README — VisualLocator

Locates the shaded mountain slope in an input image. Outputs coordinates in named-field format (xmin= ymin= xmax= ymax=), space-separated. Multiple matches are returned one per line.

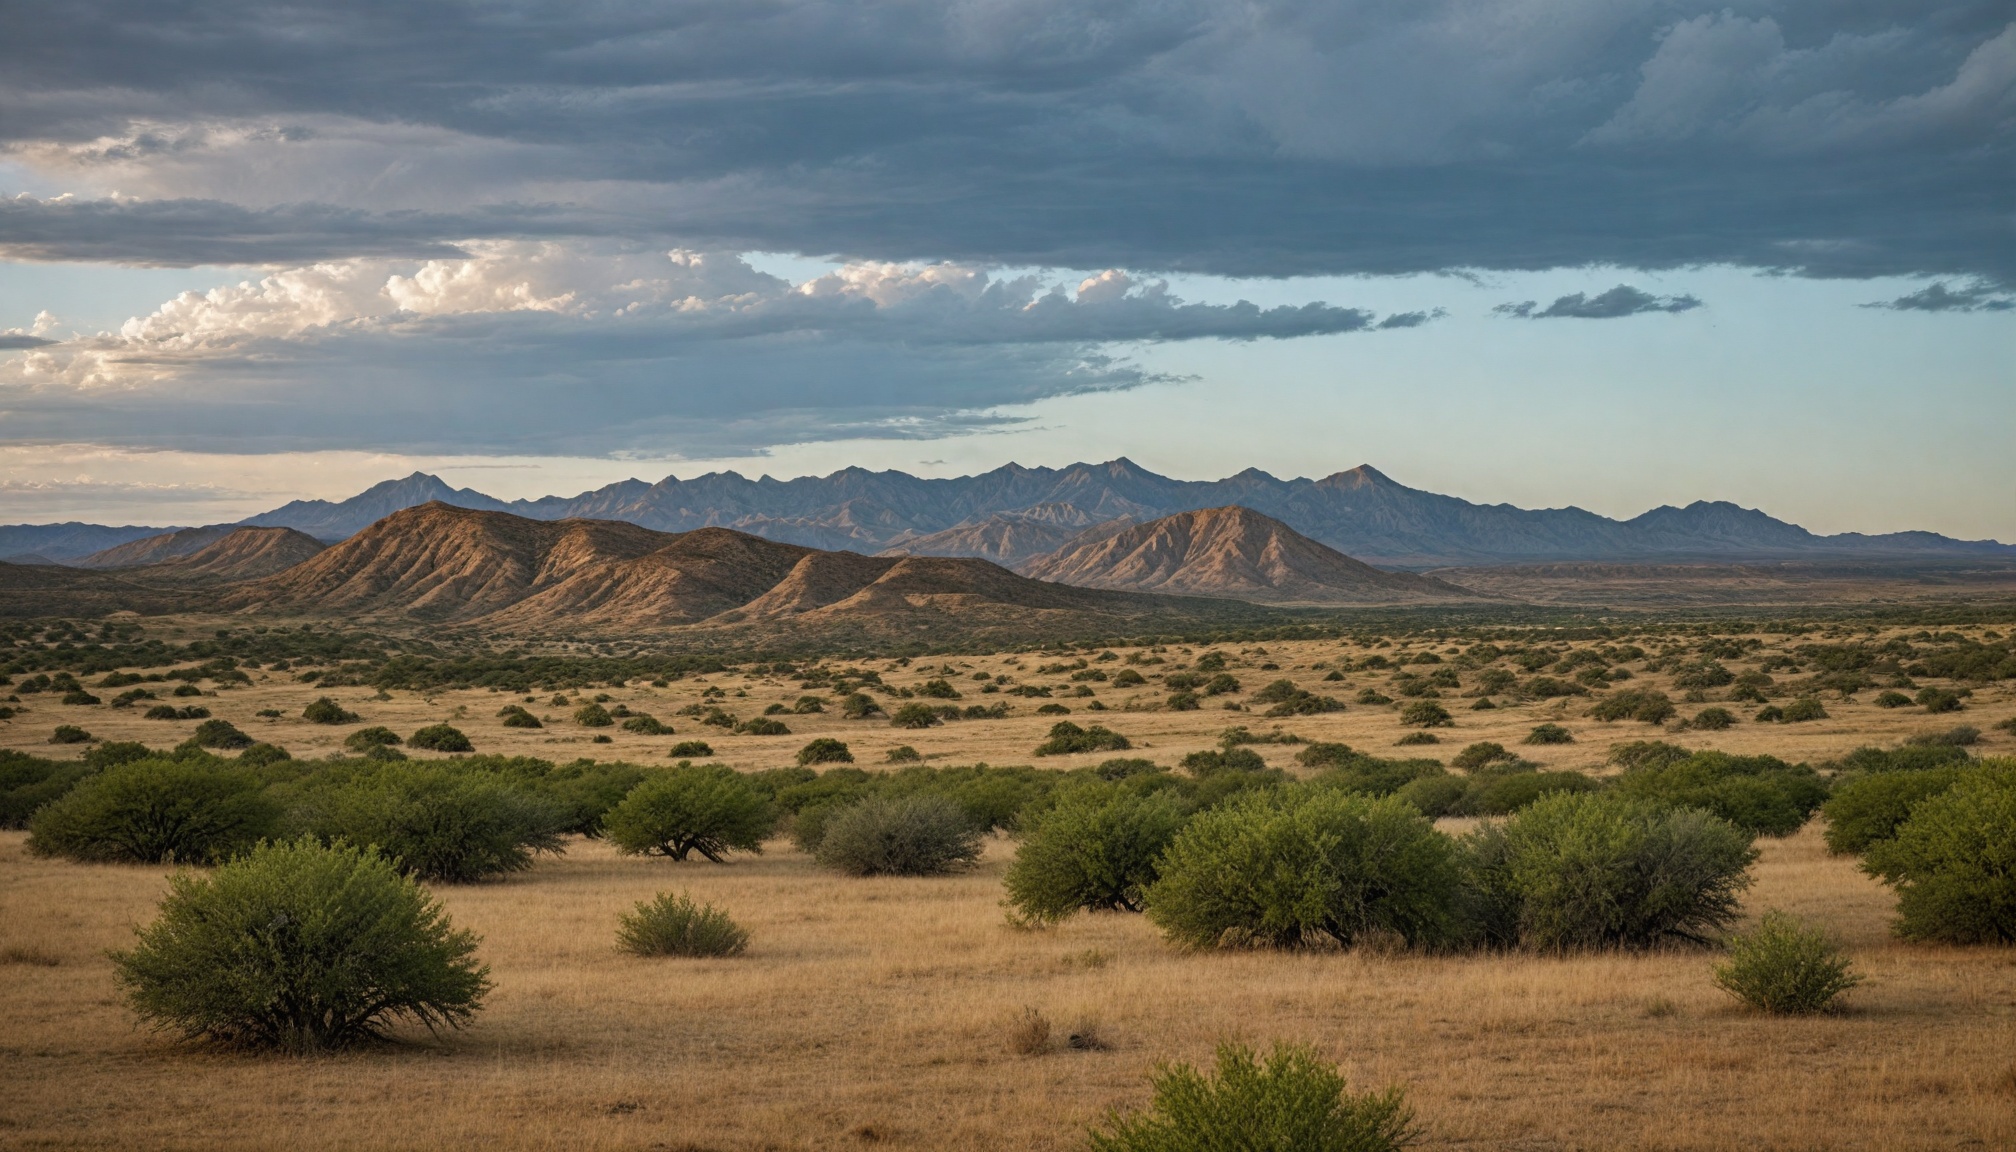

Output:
xmin=145 ymin=527 xmax=327 ymax=582
xmin=1018 ymin=507 xmax=1478 ymax=604
xmin=76 ymin=525 xmax=235 ymax=568
xmin=0 ymin=522 xmax=180 ymax=564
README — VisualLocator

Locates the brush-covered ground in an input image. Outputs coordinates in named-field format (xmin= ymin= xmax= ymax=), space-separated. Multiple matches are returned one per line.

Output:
xmin=2 ymin=622 xmax=2015 ymax=1149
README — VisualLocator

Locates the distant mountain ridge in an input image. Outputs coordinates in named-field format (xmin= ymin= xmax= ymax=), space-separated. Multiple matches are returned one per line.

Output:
xmin=1018 ymin=507 xmax=1479 ymax=604
xmin=7 ymin=460 xmax=2011 ymax=567
xmin=218 ymin=503 xmax=1280 ymax=639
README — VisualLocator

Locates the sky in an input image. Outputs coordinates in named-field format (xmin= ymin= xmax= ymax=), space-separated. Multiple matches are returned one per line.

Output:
xmin=0 ymin=0 xmax=2011 ymax=539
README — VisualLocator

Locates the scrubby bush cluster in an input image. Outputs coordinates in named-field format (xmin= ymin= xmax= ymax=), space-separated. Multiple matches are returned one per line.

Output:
xmin=1088 ymin=1042 xmax=1414 ymax=1152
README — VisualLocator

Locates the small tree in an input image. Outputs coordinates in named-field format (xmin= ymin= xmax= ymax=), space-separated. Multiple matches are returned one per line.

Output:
xmin=1862 ymin=763 xmax=2016 ymax=943
xmin=111 ymin=838 xmax=490 ymax=1052
xmin=303 ymin=697 xmax=359 ymax=725
xmin=1003 ymin=788 xmax=1189 ymax=923
xmin=796 ymin=738 xmax=854 ymax=766
xmin=1821 ymin=767 xmax=1965 ymax=855
xmin=1398 ymin=701 xmax=1452 ymax=728
xmin=29 ymin=758 xmax=278 ymax=864
xmin=1088 ymin=1042 xmax=1415 ymax=1152
xmin=603 ymin=765 xmax=775 ymax=862
xmin=289 ymin=765 xmax=568 ymax=883
xmin=616 ymin=891 xmax=749 ymax=957
xmin=1523 ymin=724 xmax=1574 ymax=745
xmin=1713 ymin=911 xmax=1862 ymax=1014
xmin=813 ymin=793 xmax=982 ymax=876
xmin=666 ymin=740 xmax=714 ymax=759
xmin=409 ymin=724 xmax=474 ymax=753
xmin=1490 ymin=792 xmax=1756 ymax=950
xmin=1144 ymin=787 xmax=1465 ymax=950
xmin=889 ymin=703 xmax=942 ymax=729
xmin=498 ymin=705 xmax=543 ymax=729
xmin=1034 ymin=721 xmax=1132 ymax=756
xmin=345 ymin=726 xmax=404 ymax=753
xmin=190 ymin=719 xmax=253 ymax=749
xmin=573 ymin=703 xmax=614 ymax=727
xmin=49 ymin=725 xmax=93 ymax=745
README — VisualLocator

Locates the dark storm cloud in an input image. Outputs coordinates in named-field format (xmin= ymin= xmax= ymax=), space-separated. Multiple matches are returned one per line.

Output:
xmin=0 ymin=1 xmax=2008 ymax=280
xmin=1495 ymin=286 xmax=1703 ymax=320
xmin=0 ymin=334 xmax=55 ymax=348
xmin=1860 ymin=282 xmax=2016 ymax=312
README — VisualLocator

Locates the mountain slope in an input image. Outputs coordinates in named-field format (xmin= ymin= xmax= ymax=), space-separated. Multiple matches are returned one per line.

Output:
xmin=147 ymin=527 xmax=327 ymax=581
xmin=879 ymin=503 xmax=1113 ymax=564
xmin=77 ymin=524 xmax=238 ymax=568
xmin=1018 ymin=507 xmax=1478 ymax=603
xmin=216 ymin=503 xmax=1272 ymax=639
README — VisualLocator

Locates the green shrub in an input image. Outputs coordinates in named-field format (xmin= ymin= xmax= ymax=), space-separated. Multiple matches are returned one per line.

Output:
xmin=146 ymin=704 xmax=208 ymax=721
xmin=1398 ymin=700 xmax=1452 ymax=728
xmin=1613 ymin=749 xmax=1828 ymax=837
xmin=302 ymin=697 xmax=359 ymax=725
xmin=345 ymin=726 xmax=404 ymax=752
xmin=190 ymin=719 xmax=252 ymax=750
xmin=0 ymin=751 xmax=94 ymax=829
xmin=917 ymin=678 xmax=962 ymax=699
xmin=1452 ymin=742 xmax=1514 ymax=772
xmin=1916 ymin=688 xmax=1964 ymax=714
xmin=1356 ymin=689 xmax=1392 ymax=706
xmin=1590 ymin=689 xmax=1675 ymax=725
xmin=1263 ymin=690 xmax=1344 ymax=717
xmin=1753 ymin=705 xmax=1785 ymax=722
xmin=840 ymin=693 xmax=883 ymax=719
xmin=61 ymin=689 xmax=101 ymax=705
xmin=1687 ymin=707 xmax=1736 ymax=731
xmin=1179 ymin=747 xmax=1267 ymax=776
xmin=1487 ymin=792 xmax=1756 ymax=950
xmin=1874 ymin=691 xmax=1912 ymax=708
xmin=1862 ymin=763 xmax=2016 ymax=943
xmin=498 ymin=705 xmax=543 ymax=729
xmin=1454 ymin=770 xmax=1600 ymax=817
xmin=1394 ymin=732 xmax=1438 ymax=746
xmin=407 ymin=726 xmax=473 ymax=754
xmin=111 ymin=838 xmax=489 ymax=1052
xmin=289 ymin=764 xmax=568 ymax=883
xmin=621 ymin=714 xmax=672 ymax=735
xmin=885 ymin=745 xmax=922 ymax=764
xmin=1087 ymin=1041 xmax=1414 ymax=1152
xmin=1003 ymin=788 xmax=1189 ymax=923
xmin=1524 ymin=724 xmax=1574 ymax=745
xmin=603 ymin=764 xmax=775 ymax=863
xmin=1712 ymin=911 xmax=1862 ymax=1014
xmin=573 ymin=703 xmax=614 ymax=727
xmin=1166 ymin=691 xmax=1201 ymax=711
xmin=737 ymin=716 xmax=791 ymax=736
xmin=1907 ymin=725 xmax=1979 ymax=748
xmin=1144 ymin=787 xmax=1464 ymax=950
xmin=615 ymin=891 xmax=749 ymax=957
xmin=890 ymin=703 xmax=942 ymax=729
xmin=1035 ymin=721 xmax=1131 ymax=756
xmin=238 ymin=743 xmax=292 ymax=769
xmin=667 ymin=740 xmax=714 ymax=758
xmin=48 ymin=724 xmax=93 ymax=745
xmin=1779 ymin=698 xmax=1828 ymax=723
xmin=1396 ymin=773 xmax=1470 ymax=818
xmin=813 ymin=793 xmax=982 ymax=876
xmin=28 ymin=758 xmax=278 ymax=864
xmin=1822 ymin=768 xmax=1965 ymax=855
xmin=797 ymin=738 xmax=854 ymax=766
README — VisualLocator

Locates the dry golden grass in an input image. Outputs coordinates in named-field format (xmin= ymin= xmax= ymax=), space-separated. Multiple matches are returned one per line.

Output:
xmin=4 ymin=628 xmax=2015 ymax=1149
xmin=2 ymin=821 xmax=2013 ymax=1152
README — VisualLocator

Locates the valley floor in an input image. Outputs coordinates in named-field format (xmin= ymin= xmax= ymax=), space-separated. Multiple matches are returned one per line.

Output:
xmin=2 ymin=827 xmax=2013 ymax=1151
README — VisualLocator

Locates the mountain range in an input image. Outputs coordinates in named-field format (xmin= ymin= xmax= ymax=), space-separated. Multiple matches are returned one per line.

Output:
xmin=211 ymin=503 xmax=1302 ymax=641
xmin=4 ymin=459 xmax=2011 ymax=568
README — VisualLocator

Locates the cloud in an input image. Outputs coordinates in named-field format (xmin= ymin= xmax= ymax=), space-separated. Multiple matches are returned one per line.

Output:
xmin=1861 ymin=281 xmax=2016 ymax=312
xmin=1494 ymin=285 xmax=1703 ymax=319
xmin=0 ymin=246 xmax=1393 ymax=455
xmin=0 ymin=4 xmax=2006 ymax=282
xmin=0 ymin=335 xmax=55 ymax=349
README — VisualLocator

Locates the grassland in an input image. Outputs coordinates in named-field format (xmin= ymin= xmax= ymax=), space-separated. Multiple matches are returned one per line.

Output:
xmin=2 ymin=623 xmax=2014 ymax=1150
